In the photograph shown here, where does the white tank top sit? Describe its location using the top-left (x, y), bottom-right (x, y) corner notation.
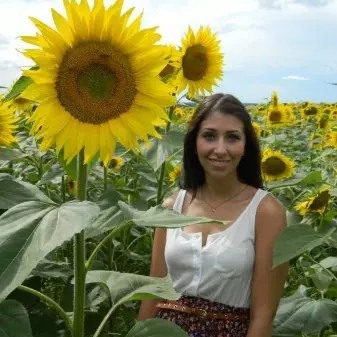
top-left (165, 188), bottom-right (269, 308)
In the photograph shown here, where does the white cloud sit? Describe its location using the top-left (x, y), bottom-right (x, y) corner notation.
top-left (282, 75), bottom-right (309, 80)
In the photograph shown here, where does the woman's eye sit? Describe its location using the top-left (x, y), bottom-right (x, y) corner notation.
top-left (228, 134), bottom-right (240, 141)
top-left (202, 132), bottom-right (216, 140)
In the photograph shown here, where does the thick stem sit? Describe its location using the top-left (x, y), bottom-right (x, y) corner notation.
top-left (73, 150), bottom-right (87, 337)
top-left (18, 285), bottom-right (73, 335)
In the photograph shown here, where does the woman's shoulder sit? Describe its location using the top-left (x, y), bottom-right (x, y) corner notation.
top-left (162, 189), bottom-right (183, 209)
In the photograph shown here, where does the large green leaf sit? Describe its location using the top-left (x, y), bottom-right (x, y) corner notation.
top-left (0, 174), bottom-right (53, 209)
top-left (85, 271), bottom-right (180, 308)
top-left (118, 201), bottom-right (227, 228)
top-left (145, 130), bottom-right (184, 171)
top-left (126, 318), bottom-right (189, 337)
top-left (0, 147), bottom-right (26, 161)
top-left (273, 225), bottom-right (336, 267)
top-left (0, 299), bottom-right (33, 337)
top-left (273, 285), bottom-right (337, 335)
top-left (0, 200), bottom-right (100, 301)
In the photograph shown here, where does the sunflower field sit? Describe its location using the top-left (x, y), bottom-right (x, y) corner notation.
top-left (0, 0), bottom-right (336, 336)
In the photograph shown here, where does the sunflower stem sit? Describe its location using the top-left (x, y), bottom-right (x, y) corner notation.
top-left (73, 150), bottom-right (87, 337)
top-left (156, 107), bottom-right (174, 204)
top-left (103, 166), bottom-right (108, 191)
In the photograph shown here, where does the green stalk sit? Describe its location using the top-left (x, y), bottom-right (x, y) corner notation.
top-left (73, 150), bottom-right (88, 337)
top-left (93, 304), bottom-right (119, 337)
top-left (85, 224), bottom-right (128, 272)
top-left (18, 285), bottom-right (73, 335)
top-left (103, 166), bottom-right (108, 192)
top-left (156, 107), bottom-right (174, 205)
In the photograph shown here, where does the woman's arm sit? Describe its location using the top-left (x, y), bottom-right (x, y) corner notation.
top-left (137, 194), bottom-right (177, 320)
top-left (247, 195), bottom-right (289, 337)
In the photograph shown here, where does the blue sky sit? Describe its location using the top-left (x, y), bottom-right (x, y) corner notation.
top-left (0, 0), bottom-right (336, 103)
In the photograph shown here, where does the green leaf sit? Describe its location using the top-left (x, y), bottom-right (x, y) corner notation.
top-left (0, 299), bottom-right (33, 337)
top-left (0, 147), bottom-right (26, 161)
top-left (0, 174), bottom-right (53, 209)
top-left (273, 285), bottom-right (337, 334)
top-left (2, 75), bottom-right (34, 102)
top-left (126, 318), bottom-right (189, 337)
top-left (118, 201), bottom-right (228, 228)
top-left (273, 225), bottom-right (336, 267)
top-left (268, 171), bottom-right (325, 190)
top-left (85, 187), bottom-right (124, 238)
top-left (86, 271), bottom-right (180, 308)
top-left (32, 256), bottom-right (73, 278)
top-left (146, 130), bottom-right (184, 171)
top-left (308, 269), bottom-right (333, 292)
top-left (0, 200), bottom-right (100, 302)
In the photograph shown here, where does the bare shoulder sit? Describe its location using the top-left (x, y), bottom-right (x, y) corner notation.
top-left (256, 192), bottom-right (287, 231)
top-left (162, 190), bottom-right (180, 209)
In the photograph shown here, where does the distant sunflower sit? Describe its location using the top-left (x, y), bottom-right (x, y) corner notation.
top-left (295, 186), bottom-right (331, 216)
top-left (316, 113), bottom-right (330, 130)
top-left (0, 99), bottom-right (17, 147)
top-left (301, 104), bottom-right (319, 119)
top-left (252, 122), bottom-right (261, 138)
top-left (266, 104), bottom-right (289, 128)
top-left (324, 131), bottom-right (337, 148)
top-left (176, 26), bottom-right (224, 98)
top-left (169, 164), bottom-right (181, 182)
top-left (20, 0), bottom-right (175, 165)
top-left (261, 148), bottom-right (295, 182)
top-left (173, 107), bottom-right (185, 118)
top-left (108, 156), bottom-right (124, 171)
top-left (11, 95), bottom-right (35, 113)
top-left (66, 176), bottom-right (77, 196)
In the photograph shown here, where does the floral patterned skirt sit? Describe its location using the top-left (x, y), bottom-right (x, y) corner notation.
top-left (156, 295), bottom-right (250, 337)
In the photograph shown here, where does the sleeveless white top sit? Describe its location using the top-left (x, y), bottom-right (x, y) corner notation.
top-left (165, 188), bottom-right (269, 308)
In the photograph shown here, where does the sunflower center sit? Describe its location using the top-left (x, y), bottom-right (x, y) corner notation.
top-left (304, 106), bottom-right (318, 116)
top-left (309, 191), bottom-right (330, 211)
top-left (56, 41), bottom-right (137, 125)
top-left (269, 110), bottom-right (282, 122)
top-left (262, 157), bottom-right (286, 175)
top-left (182, 44), bottom-right (208, 81)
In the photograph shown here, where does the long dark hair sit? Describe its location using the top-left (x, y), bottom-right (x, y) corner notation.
top-left (180, 93), bottom-right (263, 193)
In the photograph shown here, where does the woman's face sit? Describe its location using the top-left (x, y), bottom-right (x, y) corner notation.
top-left (196, 111), bottom-right (246, 180)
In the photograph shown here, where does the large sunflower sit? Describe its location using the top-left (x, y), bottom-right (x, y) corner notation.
top-left (261, 148), bottom-right (295, 182)
top-left (324, 131), bottom-right (337, 148)
top-left (20, 0), bottom-right (175, 165)
top-left (0, 99), bottom-right (17, 147)
top-left (176, 26), bottom-right (224, 98)
top-left (295, 186), bottom-right (331, 216)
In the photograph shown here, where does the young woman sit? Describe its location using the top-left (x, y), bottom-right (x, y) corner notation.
top-left (138, 93), bottom-right (289, 337)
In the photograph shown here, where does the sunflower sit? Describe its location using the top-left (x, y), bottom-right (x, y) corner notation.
top-left (295, 186), bottom-right (331, 216)
top-left (66, 176), bottom-right (77, 196)
top-left (252, 122), bottom-right (261, 138)
top-left (10, 95), bottom-right (35, 113)
top-left (20, 0), bottom-right (175, 165)
top-left (169, 164), bottom-right (181, 182)
top-left (176, 26), bottom-right (224, 98)
top-left (300, 104), bottom-right (319, 118)
top-left (173, 107), bottom-right (185, 118)
top-left (261, 148), bottom-right (295, 182)
top-left (324, 131), bottom-right (337, 148)
top-left (108, 156), bottom-right (124, 171)
top-left (0, 99), bottom-right (17, 147)
top-left (266, 104), bottom-right (290, 128)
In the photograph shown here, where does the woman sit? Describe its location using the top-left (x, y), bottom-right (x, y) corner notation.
top-left (138, 93), bottom-right (289, 337)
